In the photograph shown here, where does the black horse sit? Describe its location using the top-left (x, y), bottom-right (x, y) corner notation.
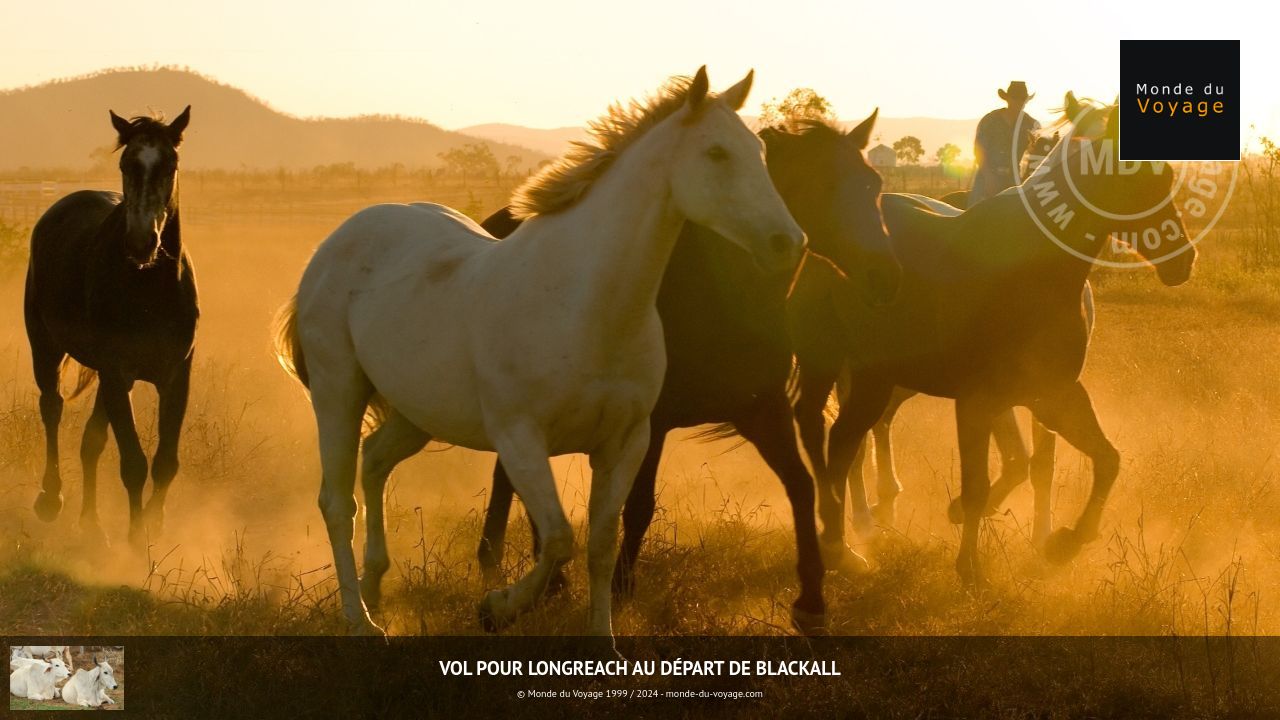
top-left (790, 111), bottom-right (1195, 584)
top-left (473, 115), bottom-right (900, 634)
top-left (25, 107), bottom-right (198, 547)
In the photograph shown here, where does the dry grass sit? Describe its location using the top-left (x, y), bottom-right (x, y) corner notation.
top-left (0, 170), bottom-right (1277, 648)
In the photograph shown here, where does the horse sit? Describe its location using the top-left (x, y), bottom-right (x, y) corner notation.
top-left (25, 107), bottom-right (197, 547)
top-left (273, 68), bottom-right (804, 645)
top-left (846, 93), bottom-right (1113, 543)
top-left (790, 105), bottom-right (1195, 584)
top-left (474, 112), bottom-right (900, 635)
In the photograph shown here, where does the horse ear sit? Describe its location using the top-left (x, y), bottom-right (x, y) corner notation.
top-left (719, 69), bottom-right (754, 111)
top-left (846, 108), bottom-right (879, 150)
top-left (109, 111), bottom-right (132, 144)
top-left (168, 105), bottom-right (191, 145)
top-left (1063, 91), bottom-right (1080, 121)
top-left (686, 66), bottom-right (710, 112)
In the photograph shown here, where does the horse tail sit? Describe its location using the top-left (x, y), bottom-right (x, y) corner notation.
top-left (273, 295), bottom-right (309, 389)
top-left (59, 358), bottom-right (98, 400)
top-left (273, 295), bottom-right (389, 435)
top-left (687, 422), bottom-right (746, 447)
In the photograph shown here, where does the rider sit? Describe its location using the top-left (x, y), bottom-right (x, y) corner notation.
top-left (969, 81), bottom-right (1040, 207)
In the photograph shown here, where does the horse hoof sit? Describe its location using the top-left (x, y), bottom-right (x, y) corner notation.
top-left (478, 589), bottom-right (513, 633)
top-left (33, 492), bottom-right (63, 522)
top-left (820, 540), bottom-right (870, 574)
top-left (1043, 527), bottom-right (1083, 565)
top-left (791, 606), bottom-right (828, 637)
top-left (946, 497), bottom-right (965, 525)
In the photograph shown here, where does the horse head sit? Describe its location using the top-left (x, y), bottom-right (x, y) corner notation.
top-left (110, 106), bottom-right (189, 268)
top-left (760, 110), bottom-right (901, 306)
top-left (667, 67), bottom-right (806, 276)
top-left (1068, 106), bottom-right (1195, 285)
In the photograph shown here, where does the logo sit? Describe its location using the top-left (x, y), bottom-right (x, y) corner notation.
top-left (1120, 40), bottom-right (1240, 161)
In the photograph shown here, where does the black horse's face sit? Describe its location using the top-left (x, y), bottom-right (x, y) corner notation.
top-left (764, 112), bottom-right (901, 307)
top-left (110, 106), bottom-right (189, 267)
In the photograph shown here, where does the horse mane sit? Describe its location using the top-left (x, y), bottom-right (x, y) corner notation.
top-left (1019, 96), bottom-right (1116, 181)
top-left (113, 113), bottom-right (171, 150)
top-left (509, 75), bottom-right (699, 219)
top-left (784, 118), bottom-right (848, 139)
top-left (1033, 95), bottom-right (1112, 142)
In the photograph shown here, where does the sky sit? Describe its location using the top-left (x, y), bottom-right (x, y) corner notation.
top-left (2, 0), bottom-right (1277, 144)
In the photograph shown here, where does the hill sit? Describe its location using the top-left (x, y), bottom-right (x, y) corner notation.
top-left (458, 123), bottom-right (587, 159)
top-left (463, 116), bottom-right (981, 163)
top-left (0, 68), bottom-right (548, 172)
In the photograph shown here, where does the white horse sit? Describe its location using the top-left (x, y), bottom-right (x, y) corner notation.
top-left (60, 656), bottom-right (118, 707)
top-left (275, 67), bottom-right (803, 644)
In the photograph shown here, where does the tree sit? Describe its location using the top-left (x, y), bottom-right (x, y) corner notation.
top-left (437, 142), bottom-right (499, 185)
top-left (893, 136), bottom-right (924, 165)
top-left (758, 88), bottom-right (835, 129)
top-left (935, 143), bottom-right (961, 167)
top-left (505, 155), bottom-right (523, 177)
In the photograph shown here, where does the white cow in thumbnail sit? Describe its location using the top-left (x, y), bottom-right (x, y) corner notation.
top-left (61, 656), bottom-right (118, 707)
top-left (9, 657), bottom-right (71, 700)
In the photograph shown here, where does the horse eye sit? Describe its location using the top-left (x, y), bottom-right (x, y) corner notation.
top-left (706, 145), bottom-right (729, 162)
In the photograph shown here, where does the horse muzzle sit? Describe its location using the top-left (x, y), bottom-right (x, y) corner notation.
top-left (753, 229), bottom-right (807, 277)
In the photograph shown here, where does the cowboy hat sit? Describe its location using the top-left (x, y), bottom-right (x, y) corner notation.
top-left (998, 81), bottom-right (1034, 102)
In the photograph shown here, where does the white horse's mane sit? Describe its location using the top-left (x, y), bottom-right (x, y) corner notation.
top-left (510, 75), bottom-right (700, 219)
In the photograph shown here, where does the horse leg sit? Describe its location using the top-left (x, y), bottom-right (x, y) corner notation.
top-left (98, 376), bottom-right (149, 549)
top-left (954, 396), bottom-right (999, 586)
top-left (479, 422), bottom-right (572, 632)
top-left (143, 357), bottom-right (192, 536)
top-left (793, 364), bottom-right (836, 481)
top-left (987, 409), bottom-right (1030, 513)
top-left (480, 461), bottom-right (572, 598)
top-left (869, 388), bottom-right (911, 527)
top-left (359, 409), bottom-right (428, 614)
top-left (948, 408), bottom-right (1029, 522)
top-left (78, 386), bottom-right (110, 542)
top-left (477, 461), bottom-right (516, 582)
top-left (833, 382), bottom-right (894, 539)
top-left (612, 424), bottom-right (666, 599)
top-left (823, 380), bottom-right (893, 567)
top-left (735, 391), bottom-right (826, 635)
top-left (309, 358), bottom-right (382, 635)
top-left (30, 339), bottom-right (65, 522)
top-left (1031, 382), bottom-right (1118, 564)
top-left (585, 418), bottom-right (650, 646)
top-left (1028, 417), bottom-right (1058, 547)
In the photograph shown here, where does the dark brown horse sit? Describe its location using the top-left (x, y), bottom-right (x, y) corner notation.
top-left (475, 114), bottom-right (899, 634)
top-left (842, 94), bottom-right (1111, 544)
top-left (26, 108), bottom-right (198, 547)
top-left (790, 108), bottom-right (1195, 583)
